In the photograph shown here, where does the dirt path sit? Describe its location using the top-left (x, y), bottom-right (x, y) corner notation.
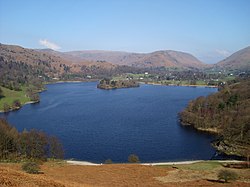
top-left (66, 159), bottom-right (244, 166)
top-left (67, 160), bottom-right (100, 166)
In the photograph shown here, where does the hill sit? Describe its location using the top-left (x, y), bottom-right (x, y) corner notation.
top-left (215, 46), bottom-right (250, 72)
top-left (66, 50), bottom-right (205, 69)
top-left (0, 43), bottom-right (136, 84)
top-left (1, 43), bottom-right (210, 87)
top-left (180, 79), bottom-right (250, 157)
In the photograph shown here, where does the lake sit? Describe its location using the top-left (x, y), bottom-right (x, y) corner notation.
top-left (2, 82), bottom-right (218, 163)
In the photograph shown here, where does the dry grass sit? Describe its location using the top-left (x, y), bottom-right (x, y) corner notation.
top-left (0, 161), bottom-right (249, 187)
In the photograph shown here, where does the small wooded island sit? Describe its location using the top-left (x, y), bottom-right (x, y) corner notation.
top-left (97, 78), bottom-right (139, 89)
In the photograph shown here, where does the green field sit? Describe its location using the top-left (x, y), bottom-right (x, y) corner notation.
top-left (158, 161), bottom-right (222, 171)
top-left (0, 86), bottom-right (31, 111)
top-left (175, 161), bottom-right (222, 171)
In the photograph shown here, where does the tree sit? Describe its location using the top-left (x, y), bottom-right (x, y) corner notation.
top-left (0, 119), bottom-right (18, 159)
top-left (30, 93), bottom-right (40, 102)
top-left (3, 103), bottom-right (10, 113)
top-left (0, 87), bottom-right (3, 97)
top-left (128, 154), bottom-right (140, 163)
top-left (12, 81), bottom-right (21, 91)
top-left (12, 100), bottom-right (21, 109)
top-left (18, 129), bottom-right (29, 158)
top-left (190, 80), bottom-right (196, 85)
top-left (104, 159), bottom-right (113, 164)
top-left (0, 118), bottom-right (64, 161)
top-left (218, 170), bottom-right (238, 183)
top-left (22, 162), bottom-right (41, 174)
top-left (27, 130), bottom-right (48, 160)
top-left (49, 136), bottom-right (64, 159)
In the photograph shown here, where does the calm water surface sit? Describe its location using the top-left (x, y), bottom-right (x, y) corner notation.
top-left (3, 82), bottom-right (218, 163)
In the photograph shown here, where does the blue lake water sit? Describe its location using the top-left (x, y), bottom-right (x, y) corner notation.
top-left (2, 82), bottom-right (218, 163)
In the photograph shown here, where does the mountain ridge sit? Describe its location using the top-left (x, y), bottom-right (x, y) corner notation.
top-left (65, 49), bottom-right (205, 69)
top-left (215, 46), bottom-right (250, 72)
top-left (1, 43), bottom-right (250, 72)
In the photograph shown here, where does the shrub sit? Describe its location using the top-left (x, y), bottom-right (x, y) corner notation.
top-left (104, 159), bottom-right (113, 164)
top-left (22, 162), bottom-right (41, 174)
top-left (3, 103), bottom-right (10, 113)
top-left (128, 154), bottom-right (140, 163)
top-left (218, 169), bottom-right (238, 183)
top-left (30, 93), bottom-right (40, 102)
top-left (12, 99), bottom-right (21, 109)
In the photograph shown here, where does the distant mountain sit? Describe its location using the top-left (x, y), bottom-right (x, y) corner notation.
top-left (215, 46), bottom-right (250, 72)
top-left (0, 44), bottom-right (146, 84)
top-left (0, 43), bottom-right (116, 74)
top-left (66, 50), bottom-right (205, 69)
top-left (0, 43), bottom-right (65, 65)
top-left (0, 43), bottom-right (206, 70)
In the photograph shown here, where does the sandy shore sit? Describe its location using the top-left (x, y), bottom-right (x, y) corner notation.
top-left (66, 160), bottom-right (244, 166)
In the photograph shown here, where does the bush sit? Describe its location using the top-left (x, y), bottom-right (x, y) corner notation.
top-left (218, 169), bottom-right (238, 183)
top-left (22, 162), bottom-right (41, 174)
top-left (12, 99), bottom-right (21, 109)
top-left (3, 103), bottom-right (10, 113)
top-left (104, 159), bottom-right (113, 164)
top-left (30, 93), bottom-right (40, 102)
top-left (128, 154), bottom-right (140, 163)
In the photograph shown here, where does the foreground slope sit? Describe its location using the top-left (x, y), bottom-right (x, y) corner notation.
top-left (0, 162), bottom-right (249, 186)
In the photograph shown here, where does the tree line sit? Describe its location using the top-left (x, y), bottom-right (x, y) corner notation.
top-left (0, 118), bottom-right (63, 161)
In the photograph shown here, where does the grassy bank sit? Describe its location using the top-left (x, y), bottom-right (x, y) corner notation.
top-left (157, 161), bottom-right (222, 170)
top-left (0, 86), bottom-right (31, 111)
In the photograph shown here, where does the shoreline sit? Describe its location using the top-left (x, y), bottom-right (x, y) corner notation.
top-left (0, 80), bottom-right (94, 113)
top-left (48, 80), bottom-right (218, 88)
top-left (45, 79), bottom-right (98, 85)
top-left (142, 82), bottom-right (218, 88)
top-left (180, 121), bottom-right (220, 134)
top-left (0, 100), bottom-right (39, 113)
top-left (0, 87), bottom-right (46, 113)
top-left (66, 159), bottom-right (245, 166)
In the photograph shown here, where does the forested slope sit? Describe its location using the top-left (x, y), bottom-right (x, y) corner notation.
top-left (180, 79), bottom-right (250, 157)
top-left (0, 119), bottom-right (63, 161)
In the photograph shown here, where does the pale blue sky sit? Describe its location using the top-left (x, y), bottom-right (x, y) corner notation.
top-left (0, 0), bottom-right (250, 63)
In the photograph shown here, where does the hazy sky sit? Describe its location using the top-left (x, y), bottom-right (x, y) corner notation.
top-left (0, 0), bottom-right (249, 64)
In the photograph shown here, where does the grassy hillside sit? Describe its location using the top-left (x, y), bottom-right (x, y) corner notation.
top-left (0, 86), bottom-right (31, 111)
